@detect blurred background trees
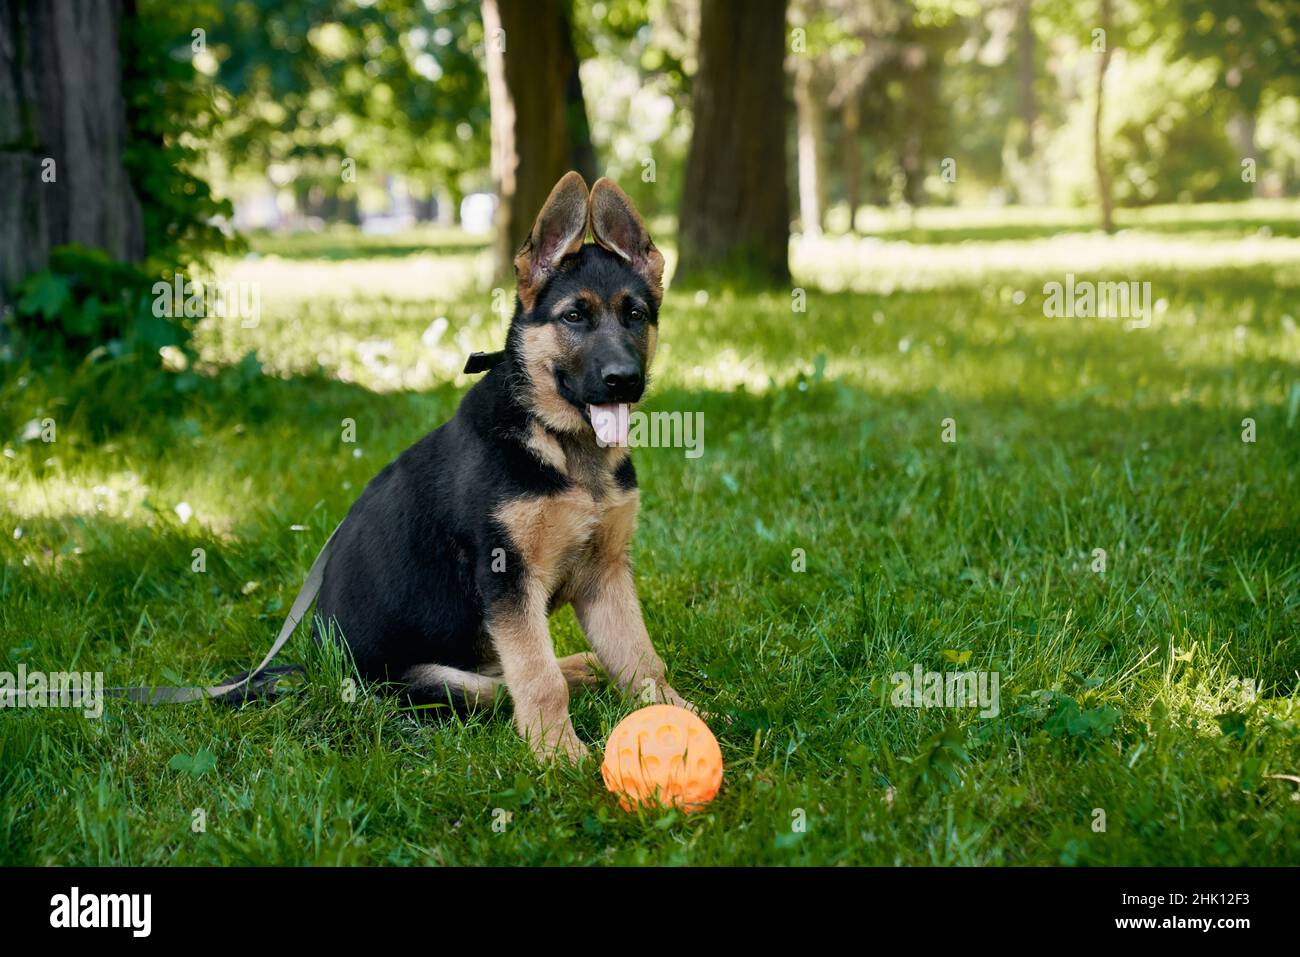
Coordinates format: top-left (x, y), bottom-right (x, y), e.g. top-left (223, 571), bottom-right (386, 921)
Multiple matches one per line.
top-left (678, 0), bottom-right (791, 281)
top-left (481, 0), bottom-right (596, 278)
top-left (4, 0), bottom-right (1300, 351)
top-left (199, 0), bottom-right (1297, 233)
top-left (206, 0), bottom-right (489, 225)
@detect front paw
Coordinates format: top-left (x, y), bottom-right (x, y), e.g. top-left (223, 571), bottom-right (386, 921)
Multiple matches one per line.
top-left (632, 678), bottom-right (721, 722)
top-left (525, 720), bottom-right (590, 764)
top-left (655, 686), bottom-right (731, 725)
top-left (660, 686), bottom-right (694, 711)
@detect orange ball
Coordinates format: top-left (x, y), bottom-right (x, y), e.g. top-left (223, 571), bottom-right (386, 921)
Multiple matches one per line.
top-left (601, 705), bottom-right (723, 812)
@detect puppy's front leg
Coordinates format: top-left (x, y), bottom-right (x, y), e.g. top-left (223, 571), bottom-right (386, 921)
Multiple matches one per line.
top-left (573, 562), bottom-right (691, 711)
top-left (488, 592), bottom-right (587, 763)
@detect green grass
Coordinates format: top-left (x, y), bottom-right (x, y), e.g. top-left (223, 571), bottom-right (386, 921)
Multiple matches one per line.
top-left (3, 200), bottom-right (1300, 865)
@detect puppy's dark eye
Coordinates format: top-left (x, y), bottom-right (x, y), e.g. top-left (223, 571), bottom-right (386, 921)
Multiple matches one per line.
top-left (561, 310), bottom-right (583, 325)
top-left (629, 308), bottom-right (645, 323)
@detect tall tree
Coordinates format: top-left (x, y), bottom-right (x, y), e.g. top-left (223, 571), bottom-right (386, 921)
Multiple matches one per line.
top-left (0, 0), bottom-right (144, 305)
top-left (678, 0), bottom-right (790, 283)
top-left (483, 0), bottom-right (596, 280)
top-left (559, 1), bottom-right (598, 186)
top-left (1016, 0), bottom-right (1042, 203)
top-left (825, 0), bottom-right (902, 232)
top-left (1093, 0), bottom-right (1114, 232)
top-left (840, 93), bottom-right (862, 231)
top-left (1017, 0), bottom-right (1036, 158)
top-left (793, 54), bottom-right (826, 237)
top-left (845, 2), bottom-right (958, 211)
top-left (790, 0), bottom-right (880, 237)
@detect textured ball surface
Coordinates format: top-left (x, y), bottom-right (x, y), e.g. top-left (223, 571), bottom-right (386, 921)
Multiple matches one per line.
top-left (601, 705), bottom-right (723, 812)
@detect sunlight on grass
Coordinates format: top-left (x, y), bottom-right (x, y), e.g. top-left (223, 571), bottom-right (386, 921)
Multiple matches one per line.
top-left (847, 197), bottom-right (1300, 235)
top-left (230, 250), bottom-right (491, 302)
top-left (2, 460), bottom-right (256, 542)
top-left (792, 231), bottom-right (1300, 294)
top-left (3, 468), bottom-right (151, 522)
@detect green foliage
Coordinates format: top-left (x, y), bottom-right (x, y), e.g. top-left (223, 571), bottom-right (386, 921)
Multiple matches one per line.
top-left (574, 0), bottom-right (693, 219)
top-left (1042, 693), bottom-right (1122, 742)
top-left (1106, 53), bottom-right (1251, 206)
top-left (124, 2), bottom-right (239, 269)
top-left (208, 0), bottom-right (489, 201)
top-left (1047, 48), bottom-right (1251, 207)
top-left (903, 723), bottom-right (973, 793)
top-left (168, 749), bottom-right (219, 778)
top-left (852, 6), bottom-right (965, 206)
top-left (10, 246), bottom-right (181, 360)
top-left (1165, 0), bottom-right (1300, 114)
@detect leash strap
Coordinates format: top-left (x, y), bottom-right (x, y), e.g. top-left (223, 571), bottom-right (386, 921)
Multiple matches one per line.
top-left (138, 521), bottom-right (343, 703)
top-left (2, 523), bottom-right (341, 708)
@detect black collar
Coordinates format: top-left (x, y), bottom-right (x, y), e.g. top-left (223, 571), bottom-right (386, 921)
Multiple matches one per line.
top-left (462, 350), bottom-right (506, 374)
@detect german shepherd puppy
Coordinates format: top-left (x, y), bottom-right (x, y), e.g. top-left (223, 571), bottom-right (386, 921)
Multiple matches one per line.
top-left (315, 173), bottom-right (691, 762)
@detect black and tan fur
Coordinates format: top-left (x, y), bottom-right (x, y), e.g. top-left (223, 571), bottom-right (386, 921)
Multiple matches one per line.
top-left (315, 173), bottom-right (690, 761)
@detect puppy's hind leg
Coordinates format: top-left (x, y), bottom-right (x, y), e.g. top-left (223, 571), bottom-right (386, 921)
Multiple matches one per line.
top-left (400, 663), bottom-right (503, 711)
top-left (557, 652), bottom-right (602, 690)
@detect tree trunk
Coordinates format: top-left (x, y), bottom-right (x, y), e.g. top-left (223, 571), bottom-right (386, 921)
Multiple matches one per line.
top-left (678, 0), bottom-right (790, 283)
top-left (1229, 111), bottom-right (1259, 198)
top-left (0, 0), bottom-right (144, 307)
top-left (483, 0), bottom-right (596, 281)
top-left (558, 1), bottom-right (597, 186)
top-left (898, 41), bottom-right (934, 210)
top-left (902, 129), bottom-right (923, 208)
top-left (841, 94), bottom-right (861, 233)
top-left (1016, 0), bottom-right (1040, 204)
top-left (794, 59), bottom-right (824, 237)
top-left (1093, 0), bottom-right (1115, 233)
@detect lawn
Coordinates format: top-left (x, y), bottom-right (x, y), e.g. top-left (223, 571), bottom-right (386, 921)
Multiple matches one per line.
top-left (2, 201), bottom-right (1299, 865)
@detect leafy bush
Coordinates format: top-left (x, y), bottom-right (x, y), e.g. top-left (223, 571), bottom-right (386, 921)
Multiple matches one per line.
top-left (12, 246), bottom-right (184, 360)
top-left (1048, 47), bottom-right (1252, 208)
top-left (123, 3), bottom-right (238, 272)
top-left (6, 1), bottom-right (236, 364)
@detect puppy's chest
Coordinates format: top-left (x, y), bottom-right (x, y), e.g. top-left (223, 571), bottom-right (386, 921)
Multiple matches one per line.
top-left (495, 483), bottom-right (639, 597)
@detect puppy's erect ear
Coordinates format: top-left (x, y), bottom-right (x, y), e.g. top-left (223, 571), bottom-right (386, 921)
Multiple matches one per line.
top-left (514, 171), bottom-right (589, 311)
top-left (588, 178), bottom-right (666, 303)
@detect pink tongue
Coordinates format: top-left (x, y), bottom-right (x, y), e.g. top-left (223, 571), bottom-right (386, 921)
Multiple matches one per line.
top-left (588, 403), bottom-right (630, 447)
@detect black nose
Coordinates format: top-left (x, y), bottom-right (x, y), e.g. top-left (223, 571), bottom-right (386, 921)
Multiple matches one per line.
top-left (602, 364), bottom-right (642, 394)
